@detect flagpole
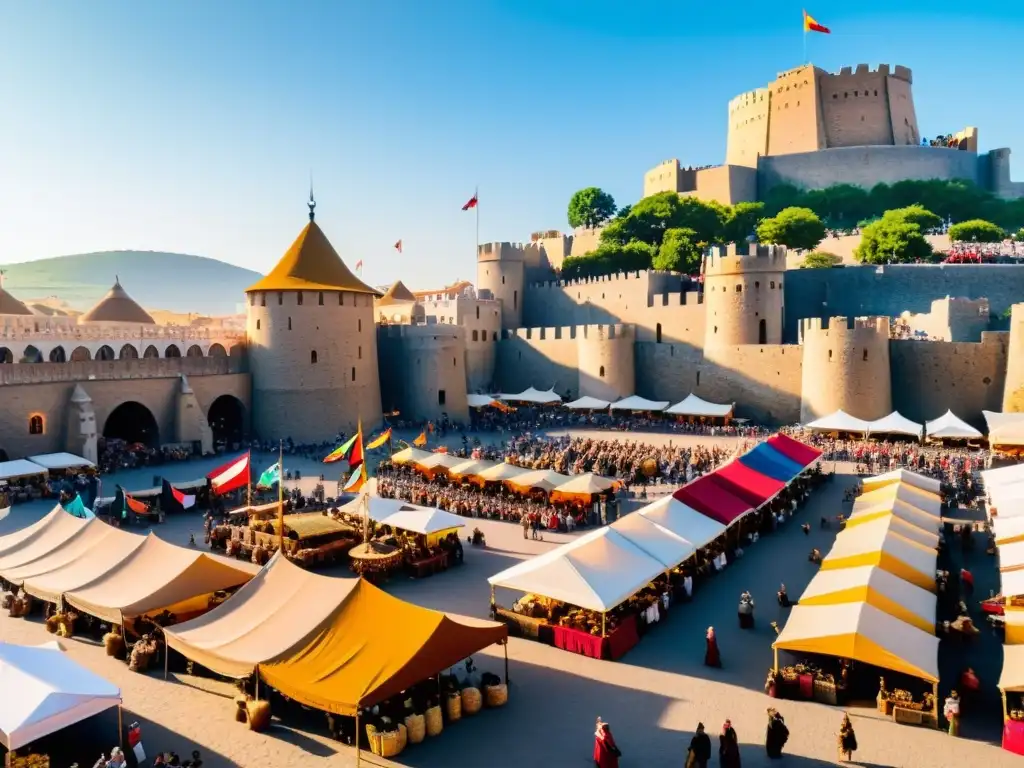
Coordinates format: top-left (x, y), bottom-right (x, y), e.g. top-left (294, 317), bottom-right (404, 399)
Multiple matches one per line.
top-left (277, 440), bottom-right (284, 553)
top-left (475, 185), bottom-right (480, 260)
top-left (802, 10), bottom-right (807, 64)
top-left (246, 449), bottom-right (252, 508)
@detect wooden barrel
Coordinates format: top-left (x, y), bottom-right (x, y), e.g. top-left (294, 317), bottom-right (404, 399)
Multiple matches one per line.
top-left (445, 692), bottom-right (462, 722)
top-left (404, 714), bottom-right (425, 744)
top-left (424, 705), bottom-right (443, 737)
top-left (461, 687), bottom-right (482, 715)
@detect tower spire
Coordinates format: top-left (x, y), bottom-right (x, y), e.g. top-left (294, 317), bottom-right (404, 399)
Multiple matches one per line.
top-left (308, 173), bottom-right (316, 222)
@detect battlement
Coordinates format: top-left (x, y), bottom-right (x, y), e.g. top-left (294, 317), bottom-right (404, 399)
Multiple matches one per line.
top-left (477, 242), bottom-right (526, 262)
top-left (830, 63), bottom-right (911, 83)
top-left (800, 316), bottom-right (890, 337)
top-left (704, 244), bottom-right (788, 276)
top-left (529, 269), bottom-right (652, 289)
top-left (728, 88), bottom-right (769, 113)
top-left (380, 323), bottom-right (462, 341)
top-left (500, 323), bottom-right (633, 342)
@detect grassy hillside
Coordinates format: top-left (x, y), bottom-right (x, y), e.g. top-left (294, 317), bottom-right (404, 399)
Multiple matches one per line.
top-left (2, 251), bottom-right (262, 316)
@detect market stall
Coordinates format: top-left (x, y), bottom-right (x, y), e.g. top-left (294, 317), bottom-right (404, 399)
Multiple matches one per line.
top-left (984, 463), bottom-right (1024, 519)
top-left (498, 387), bottom-right (562, 404)
top-left (27, 453), bottom-right (94, 472)
top-left (412, 452), bottom-right (465, 479)
top-left (610, 395), bottom-right (670, 412)
top-left (819, 516), bottom-right (937, 592)
top-left (564, 396), bottom-right (611, 410)
top-left (995, 517), bottom-right (1024, 546)
top-left (472, 462), bottom-right (528, 485)
top-left (846, 497), bottom-right (941, 535)
top-left (549, 473), bottom-right (619, 504)
top-left (866, 412), bottom-right (924, 439)
top-left (843, 510), bottom-right (940, 549)
top-left (504, 469), bottom-right (572, 494)
top-left (860, 469), bottom-right (942, 496)
top-left (925, 410), bottom-right (983, 441)
top-left (853, 482), bottom-right (943, 518)
top-left (803, 410), bottom-right (873, 434)
top-left (672, 474), bottom-right (753, 526)
top-left (466, 394), bottom-right (502, 408)
top-left (0, 508), bottom-right (91, 572)
top-left (664, 393), bottom-right (733, 420)
top-left (797, 565), bottom-right (937, 633)
top-left (448, 459), bottom-right (496, 480)
top-left (390, 447), bottom-right (433, 466)
top-left (985, 411), bottom-right (1024, 450)
top-left (998, 644), bottom-right (1024, 754)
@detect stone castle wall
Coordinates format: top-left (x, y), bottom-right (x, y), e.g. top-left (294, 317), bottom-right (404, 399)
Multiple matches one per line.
top-left (378, 324), bottom-right (469, 424)
top-left (898, 297), bottom-right (990, 342)
top-left (765, 65), bottom-right (826, 157)
top-left (1002, 304), bottom-right (1024, 412)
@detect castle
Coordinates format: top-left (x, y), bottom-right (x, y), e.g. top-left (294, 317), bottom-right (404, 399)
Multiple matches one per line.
top-left (3, 60), bottom-right (1024, 461)
top-left (643, 63), bottom-right (1024, 205)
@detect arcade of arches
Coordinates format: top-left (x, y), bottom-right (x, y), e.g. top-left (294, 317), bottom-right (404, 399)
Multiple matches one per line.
top-left (0, 344), bottom-right (233, 363)
top-left (208, 394), bottom-right (246, 446)
top-left (102, 401), bottom-right (160, 448)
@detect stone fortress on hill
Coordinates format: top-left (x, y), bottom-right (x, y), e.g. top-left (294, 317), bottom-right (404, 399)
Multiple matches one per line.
top-left (4, 60), bottom-right (1024, 460)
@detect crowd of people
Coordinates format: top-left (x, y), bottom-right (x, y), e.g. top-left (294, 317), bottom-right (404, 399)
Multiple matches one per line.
top-left (97, 439), bottom-right (193, 474)
top-left (944, 241), bottom-right (1024, 264)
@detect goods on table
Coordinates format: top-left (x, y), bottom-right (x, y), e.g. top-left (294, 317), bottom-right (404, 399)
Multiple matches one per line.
top-left (424, 705), bottom-right (443, 737)
top-left (404, 713), bottom-right (426, 743)
top-left (485, 683), bottom-right (508, 707)
top-left (445, 691), bottom-right (462, 722)
top-left (461, 687), bottom-right (482, 715)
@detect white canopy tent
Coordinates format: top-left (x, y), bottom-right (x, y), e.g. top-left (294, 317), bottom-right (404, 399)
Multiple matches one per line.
top-left (505, 469), bottom-right (572, 493)
top-left (925, 410), bottom-right (983, 440)
top-left (413, 453), bottom-right (465, 472)
top-left (665, 394), bottom-right (733, 418)
top-left (498, 387), bottom-right (562, 404)
top-left (26, 453), bottom-right (95, 471)
top-left (866, 411), bottom-right (923, 438)
top-left (474, 462), bottom-right (528, 483)
top-left (999, 644), bottom-right (1024, 692)
top-left (0, 642), bottom-right (121, 750)
top-left (610, 396), bottom-right (670, 412)
top-left (861, 469), bottom-right (942, 496)
top-left (994, 516), bottom-right (1024, 545)
top-left (985, 411), bottom-right (1024, 447)
top-left (0, 460), bottom-right (47, 481)
top-left (564, 396), bottom-right (611, 410)
top-left (467, 394), bottom-right (501, 408)
top-left (999, 540), bottom-right (1024, 572)
top-left (982, 464), bottom-right (1024, 519)
top-left (448, 459), bottom-right (496, 478)
top-left (635, 495), bottom-right (726, 548)
top-left (803, 410), bottom-right (872, 433)
top-left (389, 447), bottom-right (432, 465)
top-left (1002, 568), bottom-right (1024, 599)
top-left (487, 527), bottom-right (666, 612)
top-left (371, 505), bottom-right (466, 536)
top-left (605, 513), bottom-right (697, 569)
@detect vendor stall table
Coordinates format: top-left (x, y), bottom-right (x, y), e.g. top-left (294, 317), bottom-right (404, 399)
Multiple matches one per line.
top-left (542, 614), bottom-right (639, 661)
top-left (409, 552), bottom-right (448, 578)
top-left (1004, 719), bottom-right (1024, 755)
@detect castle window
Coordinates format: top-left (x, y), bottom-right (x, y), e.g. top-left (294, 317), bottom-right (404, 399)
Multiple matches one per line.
top-left (256, 319), bottom-right (261, 330)
top-left (311, 350), bottom-right (318, 364)
top-left (288, 317), bottom-right (292, 331)
top-left (828, 350), bottom-right (833, 361)
top-left (863, 349), bottom-right (868, 361)
top-left (358, 319), bottom-right (362, 332)
top-left (832, 93), bottom-right (838, 99)
top-left (599, 366), bottom-right (605, 378)
top-left (844, 92), bottom-right (848, 98)
top-left (28, 414), bottom-right (44, 435)
top-left (278, 292), bottom-right (283, 305)
top-left (656, 323), bottom-right (662, 343)
top-left (735, 285), bottom-right (742, 293)
top-left (261, 293), bottom-right (266, 307)
top-left (297, 292), bottom-right (303, 306)
top-left (339, 293), bottom-right (344, 306)
top-left (854, 90), bottom-right (858, 96)
top-left (318, 292), bottom-right (324, 306)
top-left (874, 90), bottom-right (878, 96)
top-left (513, 290), bottom-right (518, 310)
top-left (249, 294), bottom-right (255, 306)
top-left (755, 281), bottom-right (760, 290)
top-left (453, 357), bottom-right (457, 367)
top-left (759, 319), bottom-right (767, 345)
top-left (472, 330), bottom-right (479, 342)
top-left (696, 371), bottom-right (700, 386)
top-left (770, 281), bottom-right (776, 289)
top-left (714, 326), bottom-right (718, 335)
top-left (438, 390), bottom-right (447, 406)
top-left (476, 306), bottom-right (480, 320)
top-left (352, 367), bottom-right (356, 382)
top-left (492, 332), bottom-right (497, 341)
top-left (359, 345), bottom-right (362, 359)
top-left (502, 276), bottom-right (505, 285)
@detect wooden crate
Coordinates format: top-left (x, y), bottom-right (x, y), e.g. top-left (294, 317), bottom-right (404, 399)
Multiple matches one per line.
top-left (893, 706), bottom-right (924, 726)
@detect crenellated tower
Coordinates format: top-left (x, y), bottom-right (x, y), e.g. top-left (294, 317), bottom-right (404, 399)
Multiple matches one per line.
top-left (477, 242), bottom-right (525, 330)
top-left (1002, 303), bottom-right (1024, 412)
top-left (799, 316), bottom-right (892, 422)
top-left (702, 243), bottom-right (787, 354)
top-left (576, 324), bottom-right (636, 401)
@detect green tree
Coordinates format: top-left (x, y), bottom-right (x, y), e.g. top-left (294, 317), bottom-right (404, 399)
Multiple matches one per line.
top-left (722, 201), bottom-right (765, 244)
top-left (567, 187), bottom-right (617, 229)
top-left (801, 251), bottom-right (842, 269)
top-left (653, 228), bottom-right (701, 273)
top-left (948, 219), bottom-right (1005, 242)
top-left (560, 241), bottom-right (655, 280)
top-left (755, 207), bottom-right (826, 251)
top-left (882, 204), bottom-right (942, 232)
top-left (854, 217), bottom-right (934, 264)
top-left (802, 184), bottom-right (871, 230)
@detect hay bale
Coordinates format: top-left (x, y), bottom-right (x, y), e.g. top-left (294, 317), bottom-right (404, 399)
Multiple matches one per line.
top-left (103, 631), bottom-right (126, 658)
top-left (397, 722), bottom-right (407, 751)
top-left (246, 699), bottom-right (271, 732)
top-left (445, 692), bottom-right (462, 722)
top-left (484, 683), bottom-right (508, 708)
top-left (424, 705), bottom-right (443, 737)
top-left (461, 687), bottom-right (482, 715)
top-left (404, 713), bottom-right (425, 744)
top-left (378, 728), bottom-right (404, 758)
top-left (128, 645), bottom-right (154, 673)
top-left (364, 724), bottom-right (380, 755)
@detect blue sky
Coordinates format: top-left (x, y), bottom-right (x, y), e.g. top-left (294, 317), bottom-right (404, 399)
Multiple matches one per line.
top-left (0, 1), bottom-right (1020, 290)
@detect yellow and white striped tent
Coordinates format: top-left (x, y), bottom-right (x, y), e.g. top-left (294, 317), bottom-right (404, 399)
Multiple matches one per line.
top-left (389, 447), bottom-right (432, 465)
top-left (773, 602), bottom-right (939, 682)
top-left (861, 469), bottom-right (942, 496)
top-left (1005, 610), bottom-right (1024, 645)
top-left (994, 516), bottom-right (1024, 546)
top-left (820, 515), bottom-right (937, 592)
top-left (847, 496), bottom-right (941, 535)
top-left (843, 509), bottom-right (939, 549)
top-left (853, 482), bottom-right (942, 518)
top-left (798, 565), bottom-right (936, 634)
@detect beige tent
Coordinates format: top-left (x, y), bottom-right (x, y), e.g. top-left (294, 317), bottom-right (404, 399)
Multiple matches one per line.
top-left (65, 535), bottom-right (259, 624)
top-left (505, 469), bottom-right (572, 493)
top-left (389, 447), bottom-right (432, 465)
top-left (447, 459), bottom-right (496, 479)
top-left (549, 473), bottom-right (618, 503)
top-left (0, 507), bottom-right (69, 558)
top-left (861, 469), bottom-right (941, 495)
top-left (7, 523), bottom-right (145, 604)
top-left (853, 482), bottom-right (942, 518)
top-left (797, 565), bottom-right (936, 634)
top-left (474, 462), bottom-right (528, 483)
top-left (843, 510), bottom-right (939, 549)
top-left (0, 510), bottom-right (92, 573)
top-left (847, 497), bottom-right (941, 534)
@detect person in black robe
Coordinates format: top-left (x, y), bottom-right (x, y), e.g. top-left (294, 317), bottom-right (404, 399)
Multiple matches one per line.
top-left (765, 708), bottom-right (789, 759)
top-left (685, 722), bottom-right (712, 768)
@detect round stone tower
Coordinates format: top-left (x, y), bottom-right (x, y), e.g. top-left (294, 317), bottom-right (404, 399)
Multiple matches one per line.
top-left (702, 243), bottom-right (786, 357)
top-left (476, 242), bottom-right (524, 330)
top-left (576, 324), bottom-right (636, 401)
top-left (799, 316), bottom-right (893, 423)
top-left (1002, 303), bottom-right (1024, 412)
top-left (246, 197), bottom-right (382, 442)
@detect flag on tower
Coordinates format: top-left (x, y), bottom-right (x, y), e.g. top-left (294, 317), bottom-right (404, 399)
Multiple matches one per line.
top-left (394, 240), bottom-right (403, 253)
top-left (803, 10), bottom-right (830, 34)
top-left (461, 193), bottom-right (478, 211)
top-left (355, 259), bottom-right (364, 273)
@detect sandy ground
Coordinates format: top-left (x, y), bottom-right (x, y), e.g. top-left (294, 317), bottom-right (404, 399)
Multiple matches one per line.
top-left (0, 431), bottom-right (1017, 768)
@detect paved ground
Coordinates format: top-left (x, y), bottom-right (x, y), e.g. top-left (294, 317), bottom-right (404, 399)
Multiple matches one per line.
top-left (0, 433), bottom-right (1017, 768)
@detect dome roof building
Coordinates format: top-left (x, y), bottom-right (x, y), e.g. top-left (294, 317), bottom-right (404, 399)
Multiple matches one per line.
top-left (0, 284), bottom-right (33, 317)
top-left (79, 279), bottom-right (155, 325)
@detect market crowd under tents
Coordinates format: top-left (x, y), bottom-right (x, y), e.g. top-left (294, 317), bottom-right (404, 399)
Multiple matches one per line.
top-left (487, 433), bottom-right (822, 660)
top-left (468, 388), bottom-right (735, 420)
top-left (805, 409), bottom-right (985, 442)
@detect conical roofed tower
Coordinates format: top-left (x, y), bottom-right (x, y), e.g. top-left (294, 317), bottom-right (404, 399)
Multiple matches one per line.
top-left (80, 279), bottom-right (155, 324)
top-left (246, 197), bottom-right (382, 442)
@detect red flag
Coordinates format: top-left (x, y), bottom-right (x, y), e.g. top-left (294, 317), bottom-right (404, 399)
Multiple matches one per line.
top-left (803, 10), bottom-right (830, 34)
top-left (461, 194), bottom-right (478, 211)
top-left (171, 485), bottom-right (195, 510)
top-left (206, 452), bottom-right (250, 495)
top-left (394, 240), bottom-right (402, 253)
top-left (355, 259), bottom-right (364, 272)
top-left (348, 423), bottom-right (364, 470)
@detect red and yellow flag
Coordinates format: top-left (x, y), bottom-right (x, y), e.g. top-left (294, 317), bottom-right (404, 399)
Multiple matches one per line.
top-left (803, 10), bottom-right (830, 34)
top-left (343, 464), bottom-right (367, 492)
top-left (413, 431), bottom-right (427, 447)
top-left (366, 428), bottom-right (392, 451)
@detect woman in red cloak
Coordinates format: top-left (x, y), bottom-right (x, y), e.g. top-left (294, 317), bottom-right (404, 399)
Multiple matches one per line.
top-left (705, 626), bottom-right (722, 667)
top-left (593, 718), bottom-right (621, 768)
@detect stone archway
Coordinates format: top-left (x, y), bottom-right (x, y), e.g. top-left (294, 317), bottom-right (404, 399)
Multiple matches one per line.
top-left (119, 344), bottom-right (139, 360)
top-left (143, 345), bottom-right (159, 359)
top-left (208, 343), bottom-right (227, 357)
top-left (96, 345), bottom-right (115, 361)
top-left (70, 346), bottom-right (91, 362)
top-left (186, 345), bottom-right (203, 357)
top-left (48, 346), bottom-right (66, 363)
top-left (103, 401), bottom-right (160, 448)
top-left (22, 345), bottom-right (42, 363)
top-left (165, 344), bottom-right (181, 358)
top-left (207, 394), bottom-right (246, 446)
top-left (0, 448), bottom-right (8, 461)
top-left (0, 348), bottom-right (11, 364)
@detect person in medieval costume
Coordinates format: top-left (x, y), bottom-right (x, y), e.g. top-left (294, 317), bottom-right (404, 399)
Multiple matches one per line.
top-left (765, 708), bottom-right (789, 759)
top-left (738, 591), bottom-right (755, 629)
top-left (719, 719), bottom-right (741, 768)
top-left (704, 626), bottom-right (721, 667)
top-left (944, 691), bottom-right (960, 737)
top-left (593, 718), bottom-right (620, 768)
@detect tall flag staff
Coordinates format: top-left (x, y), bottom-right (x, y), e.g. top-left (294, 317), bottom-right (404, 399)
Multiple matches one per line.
top-left (802, 9), bottom-right (830, 63)
top-left (255, 447), bottom-right (284, 551)
top-left (463, 188), bottom-right (479, 261)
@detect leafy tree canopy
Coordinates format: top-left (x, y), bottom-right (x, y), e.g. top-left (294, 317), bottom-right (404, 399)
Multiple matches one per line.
top-left (880, 204), bottom-right (942, 232)
top-left (723, 201), bottom-right (765, 244)
top-left (560, 241), bottom-right (655, 280)
top-left (801, 251), bottom-right (842, 269)
top-left (854, 212), bottom-right (935, 265)
top-left (567, 187), bottom-right (617, 229)
top-left (948, 219), bottom-right (1006, 243)
top-left (755, 207), bottom-right (826, 251)
top-left (652, 228), bottom-right (701, 273)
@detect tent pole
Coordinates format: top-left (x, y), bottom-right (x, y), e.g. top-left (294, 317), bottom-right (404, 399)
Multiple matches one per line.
top-left (773, 647), bottom-right (778, 674)
top-left (164, 646), bottom-right (169, 681)
top-left (503, 640), bottom-right (509, 684)
top-left (1002, 691), bottom-right (1009, 723)
top-left (355, 712), bottom-right (361, 767)
top-left (118, 704), bottom-right (123, 747)
top-left (255, 675), bottom-right (260, 701)
top-left (934, 682), bottom-right (940, 729)
top-left (601, 612), bottom-right (607, 638)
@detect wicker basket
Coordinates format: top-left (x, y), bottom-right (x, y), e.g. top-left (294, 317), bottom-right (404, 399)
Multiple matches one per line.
top-left (405, 713), bottom-right (426, 744)
top-left (461, 687), bottom-right (482, 715)
top-left (445, 692), bottom-right (463, 722)
top-left (425, 705), bottom-right (443, 737)
top-left (378, 727), bottom-right (405, 758)
top-left (365, 724), bottom-right (380, 754)
top-left (103, 632), bottom-right (126, 658)
top-left (484, 683), bottom-right (508, 707)
top-left (234, 697), bottom-right (249, 724)
top-left (246, 700), bottom-right (271, 732)
top-left (55, 614), bottom-right (74, 639)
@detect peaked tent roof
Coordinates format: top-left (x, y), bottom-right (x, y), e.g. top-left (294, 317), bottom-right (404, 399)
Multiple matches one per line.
top-left (64, 534), bottom-right (258, 624)
top-left (608, 512), bottom-right (699, 569)
top-left (466, 394), bottom-right (501, 408)
top-left (854, 482), bottom-right (942, 517)
top-left (27, 453), bottom-right (95, 471)
top-left (245, 220), bottom-right (381, 295)
top-left (610, 395), bottom-right (670, 412)
top-left (994, 516), bottom-right (1024, 546)
top-left (738, 443), bottom-right (804, 482)
top-left (803, 410), bottom-right (872, 433)
top-left (798, 565), bottom-right (937, 634)
top-left (370, 505), bottom-right (466, 536)
top-left (474, 462), bottom-right (528, 483)
top-left (842, 511), bottom-right (939, 549)
top-left (861, 469), bottom-right (942, 495)
top-left (166, 554), bottom-right (505, 714)
top-left (665, 393), bottom-right (733, 417)
top-left (711, 461), bottom-right (785, 508)
top-left (866, 411), bottom-right (924, 438)
top-left (498, 387), bottom-right (562, 404)
top-left (847, 497), bottom-right (941, 535)
top-left (0, 642), bottom-right (121, 750)
top-left (0, 506), bottom-right (67, 559)
top-left (0, 509), bottom-right (91, 572)
top-left (765, 434), bottom-right (822, 467)
top-left (0, 459), bottom-right (47, 481)
top-left (0, 285), bottom-right (33, 316)
top-left (820, 516), bottom-right (936, 591)
top-left (79, 280), bottom-right (155, 324)
top-left (389, 446), bottom-right (432, 465)
top-left (413, 452), bottom-right (464, 472)
top-left (672, 476), bottom-right (752, 526)
top-left (447, 459), bottom-right (496, 478)
top-left (506, 468), bottom-right (572, 493)
top-left (564, 396), bottom-right (612, 410)
top-left (985, 411), bottom-right (1024, 447)
top-left (551, 473), bottom-right (618, 495)
top-left (773, 602), bottom-right (939, 682)
top-left (925, 410), bottom-right (983, 440)
top-left (376, 280), bottom-right (417, 305)
top-left (636, 495), bottom-right (726, 547)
